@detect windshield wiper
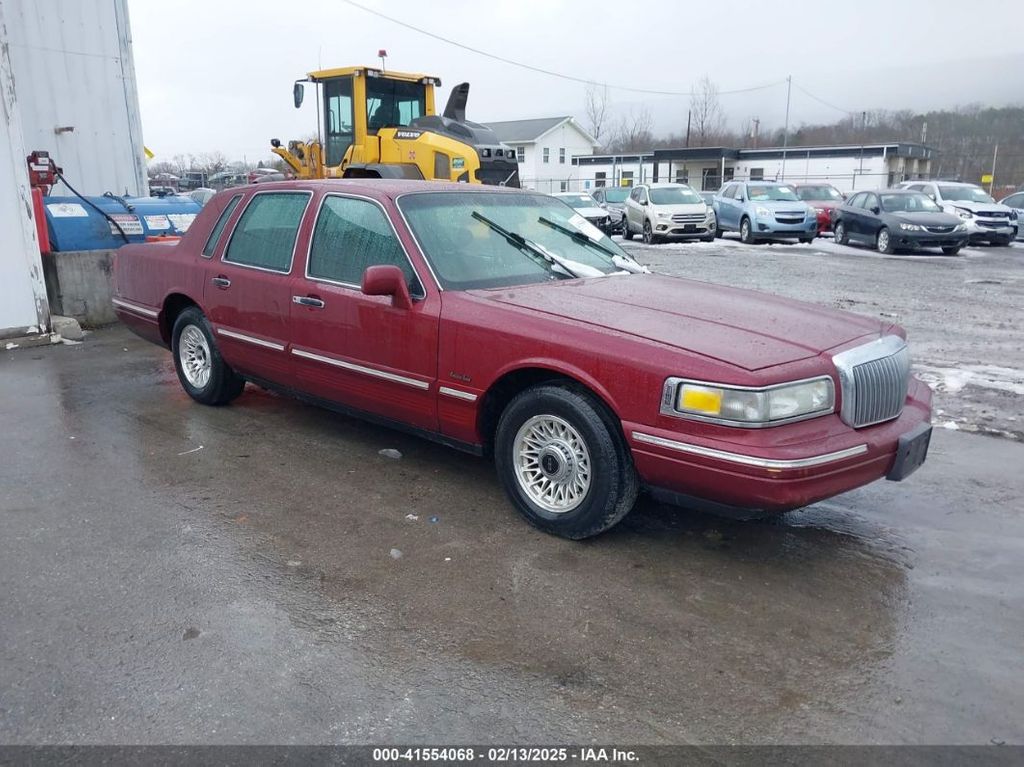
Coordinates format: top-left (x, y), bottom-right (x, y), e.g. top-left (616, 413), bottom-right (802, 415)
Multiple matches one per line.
top-left (471, 211), bottom-right (601, 279)
top-left (537, 216), bottom-right (649, 274)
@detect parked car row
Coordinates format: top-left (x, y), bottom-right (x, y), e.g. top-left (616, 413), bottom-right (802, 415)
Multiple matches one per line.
top-left (583, 178), bottom-right (1019, 255)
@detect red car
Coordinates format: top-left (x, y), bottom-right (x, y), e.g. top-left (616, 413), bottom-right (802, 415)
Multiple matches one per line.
top-left (792, 183), bottom-right (845, 234)
top-left (112, 180), bottom-right (932, 539)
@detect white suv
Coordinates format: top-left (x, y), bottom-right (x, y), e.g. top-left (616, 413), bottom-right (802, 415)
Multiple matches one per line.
top-left (897, 180), bottom-right (1017, 245)
top-left (622, 183), bottom-right (715, 244)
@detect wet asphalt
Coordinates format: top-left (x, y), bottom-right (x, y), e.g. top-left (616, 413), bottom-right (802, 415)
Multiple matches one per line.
top-left (1, 321), bottom-right (1022, 745)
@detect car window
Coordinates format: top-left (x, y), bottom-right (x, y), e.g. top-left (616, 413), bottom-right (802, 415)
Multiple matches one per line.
top-left (1003, 193), bottom-right (1024, 207)
top-left (796, 185), bottom-right (843, 201)
top-left (638, 188), bottom-right (648, 203)
top-left (592, 191), bottom-right (603, 203)
top-left (559, 194), bottom-right (597, 210)
top-left (308, 196), bottom-right (422, 295)
top-left (224, 192), bottom-right (309, 272)
top-left (864, 194), bottom-right (881, 211)
top-left (847, 193), bottom-right (865, 209)
top-left (604, 188), bottom-right (628, 203)
top-left (629, 188), bottom-right (640, 202)
top-left (747, 185), bottom-right (799, 202)
top-left (202, 193), bottom-right (242, 257)
top-left (649, 187), bottom-right (702, 205)
top-left (397, 191), bottom-right (629, 291)
top-left (880, 193), bottom-right (941, 213)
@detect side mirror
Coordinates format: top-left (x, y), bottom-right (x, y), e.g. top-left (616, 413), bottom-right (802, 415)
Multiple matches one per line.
top-left (640, 199), bottom-right (648, 206)
top-left (293, 82), bottom-right (305, 109)
top-left (361, 265), bottom-right (412, 309)
top-left (870, 205), bottom-right (881, 215)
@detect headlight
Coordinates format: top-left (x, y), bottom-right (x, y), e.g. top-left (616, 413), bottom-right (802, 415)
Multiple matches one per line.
top-left (657, 212), bottom-right (671, 219)
top-left (899, 223), bottom-right (921, 231)
top-left (954, 207), bottom-right (972, 220)
top-left (755, 206), bottom-right (771, 218)
top-left (955, 223), bottom-right (967, 232)
top-left (666, 377), bottom-right (835, 426)
top-left (705, 209), bottom-right (716, 220)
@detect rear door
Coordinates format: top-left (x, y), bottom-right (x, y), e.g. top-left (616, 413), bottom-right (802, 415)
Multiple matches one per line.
top-left (203, 190), bottom-right (312, 384)
top-left (288, 193), bottom-right (440, 431)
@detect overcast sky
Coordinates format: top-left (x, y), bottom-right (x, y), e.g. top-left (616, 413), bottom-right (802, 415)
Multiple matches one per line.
top-left (129, 0), bottom-right (1024, 164)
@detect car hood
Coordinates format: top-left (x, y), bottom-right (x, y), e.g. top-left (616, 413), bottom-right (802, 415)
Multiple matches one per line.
top-left (471, 274), bottom-right (886, 372)
top-left (888, 211), bottom-right (962, 226)
top-left (650, 202), bottom-right (707, 215)
top-left (943, 200), bottom-right (1010, 215)
top-left (573, 206), bottom-right (608, 219)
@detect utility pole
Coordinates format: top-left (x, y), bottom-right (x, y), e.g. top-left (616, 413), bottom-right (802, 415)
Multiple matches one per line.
top-left (989, 144), bottom-right (998, 194)
top-left (752, 117), bottom-right (760, 148)
top-left (781, 75), bottom-right (791, 181)
top-left (685, 109), bottom-right (691, 148)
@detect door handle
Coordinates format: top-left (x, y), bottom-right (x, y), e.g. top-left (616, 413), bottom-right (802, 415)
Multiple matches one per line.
top-left (292, 295), bottom-right (325, 308)
top-left (211, 276), bottom-right (231, 288)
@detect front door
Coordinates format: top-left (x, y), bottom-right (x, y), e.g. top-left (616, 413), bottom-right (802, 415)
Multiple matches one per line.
top-left (289, 194), bottom-right (440, 432)
top-left (203, 190), bottom-right (312, 384)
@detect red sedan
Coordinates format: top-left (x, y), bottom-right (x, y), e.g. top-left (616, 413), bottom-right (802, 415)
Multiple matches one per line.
top-left (112, 180), bottom-right (932, 539)
top-left (792, 183), bottom-right (845, 234)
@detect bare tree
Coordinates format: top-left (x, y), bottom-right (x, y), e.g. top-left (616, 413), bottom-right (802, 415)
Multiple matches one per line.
top-left (584, 83), bottom-right (610, 145)
top-left (611, 106), bottom-right (654, 152)
top-left (689, 75), bottom-right (726, 146)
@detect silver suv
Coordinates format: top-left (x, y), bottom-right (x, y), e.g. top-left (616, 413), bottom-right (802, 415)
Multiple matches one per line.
top-left (622, 183), bottom-right (715, 244)
top-left (897, 181), bottom-right (1017, 245)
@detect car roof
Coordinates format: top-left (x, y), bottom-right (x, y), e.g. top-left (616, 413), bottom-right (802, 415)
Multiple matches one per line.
top-left (228, 179), bottom-right (532, 200)
top-left (552, 191), bottom-right (590, 196)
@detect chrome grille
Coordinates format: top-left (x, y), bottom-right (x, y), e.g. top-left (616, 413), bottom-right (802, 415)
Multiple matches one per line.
top-left (671, 213), bottom-right (705, 224)
top-left (832, 337), bottom-right (911, 428)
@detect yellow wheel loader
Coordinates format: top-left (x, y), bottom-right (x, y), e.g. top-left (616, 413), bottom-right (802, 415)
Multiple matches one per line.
top-left (271, 66), bottom-right (520, 186)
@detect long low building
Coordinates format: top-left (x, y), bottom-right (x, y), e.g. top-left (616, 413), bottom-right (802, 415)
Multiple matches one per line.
top-left (570, 142), bottom-right (934, 194)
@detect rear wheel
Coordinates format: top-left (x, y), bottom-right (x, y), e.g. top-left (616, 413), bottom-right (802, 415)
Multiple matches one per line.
top-left (171, 307), bottom-right (245, 405)
top-left (942, 245), bottom-right (962, 255)
top-left (495, 384), bottom-right (639, 539)
top-left (739, 216), bottom-right (755, 244)
top-left (834, 220), bottom-right (849, 245)
top-left (876, 226), bottom-right (895, 254)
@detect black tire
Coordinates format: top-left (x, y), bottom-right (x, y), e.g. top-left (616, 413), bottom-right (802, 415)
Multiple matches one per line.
top-left (171, 306), bottom-right (245, 406)
top-left (739, 216), bottom-right (755, 244)
top-left (876, 226), bottom-right (896, 254)
top-left (991, 236), bottom-right (1013, 247)
top-left (642, 219), bottom-right (659, 245)
top-left (494, 384), bottom-right (639, 540)
top-left (622, 218), bottom-right (634, 240)
top-left (834, 220), bottom-right (849, 245)
top-left (942, 246), bottom-right (962, 255)
top-left (714, 224), bottom-right (723, 239)
top-left (702, 234), bottom-right (715, 242)
top-left (799, 236), bottom-right (814, 244)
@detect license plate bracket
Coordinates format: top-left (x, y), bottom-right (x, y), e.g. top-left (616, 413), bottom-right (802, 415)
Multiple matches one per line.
top-left (886, 422), bottom-right (932, 481)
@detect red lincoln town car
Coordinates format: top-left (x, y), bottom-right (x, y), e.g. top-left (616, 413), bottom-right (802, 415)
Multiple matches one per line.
top-left (112, 180), bottom-right (932, 539)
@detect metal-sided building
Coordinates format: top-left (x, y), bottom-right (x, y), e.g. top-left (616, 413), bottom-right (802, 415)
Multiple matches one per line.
top-left (571, 143), bottom-right (935, 194)
top-left (0, 0), bottom-right (146, 341)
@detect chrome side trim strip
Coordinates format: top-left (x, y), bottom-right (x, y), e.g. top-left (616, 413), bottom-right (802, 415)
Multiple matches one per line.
top-left (217, 328), bottom-right (285, 351)
top-left (631, 431), bottom-right (869, 470)
top-left (439, 386), bottom-right (478, 402)
top-left (111, 298), bottom-right (158, 318)
top-left (291, 348), bottom-right (430, 390)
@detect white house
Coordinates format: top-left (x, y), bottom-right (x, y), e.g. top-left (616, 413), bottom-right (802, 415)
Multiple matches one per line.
top-left (572, 143), bottom-right (935, 194)
top-left (485, 116), bottom-right (599, 193)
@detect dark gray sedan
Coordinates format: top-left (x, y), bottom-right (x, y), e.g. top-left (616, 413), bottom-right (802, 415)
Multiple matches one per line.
top-left (833, 190), bottom-right (969, 255)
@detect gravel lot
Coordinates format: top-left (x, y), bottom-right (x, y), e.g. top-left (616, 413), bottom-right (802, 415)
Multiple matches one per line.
top-left (619, 235), bottom-right (1024, 440)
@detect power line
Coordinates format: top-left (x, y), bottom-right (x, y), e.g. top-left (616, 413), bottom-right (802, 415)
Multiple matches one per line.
top-left (792, 82), bottom-right (855, 115)
top-left (339, 0), bottom-right (785, 98)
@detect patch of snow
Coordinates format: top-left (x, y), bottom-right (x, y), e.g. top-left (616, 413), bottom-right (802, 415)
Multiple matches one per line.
top-left (915, 364), bottom-right (1024, 396)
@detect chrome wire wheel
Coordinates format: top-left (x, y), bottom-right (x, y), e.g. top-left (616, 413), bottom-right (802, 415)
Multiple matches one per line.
top-left (513, 414), bottom-right (592, 514)
top-left (178, 324), bottom-right (212, 389)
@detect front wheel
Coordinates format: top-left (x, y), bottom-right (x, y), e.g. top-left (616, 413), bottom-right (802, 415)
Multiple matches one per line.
top-left (739, 217), bottom-right (755, 244)
top-left (171, 307), bottom-right (245, 405)
top-left (622, 218), bottom-right (634, 240)
top-left (642, 219), bottom-right (658, 244)
top-left (834, 220), bottom-right (849, 245)
top-left (494, 384), bottom-right (639, 539)
top-left (799, 236), bottom-right (814, 244)
top-left (876, 226), bottom-right (895, 254)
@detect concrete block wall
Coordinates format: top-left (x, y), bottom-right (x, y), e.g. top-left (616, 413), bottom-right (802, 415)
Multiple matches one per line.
top-left (42, 250), bottom-right (118, 327)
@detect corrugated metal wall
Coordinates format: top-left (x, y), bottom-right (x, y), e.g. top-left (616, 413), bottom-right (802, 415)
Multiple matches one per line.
top-left (0, 0), bottom-right (50, 338)
top-left (3, 0), bottom-right (146, 197)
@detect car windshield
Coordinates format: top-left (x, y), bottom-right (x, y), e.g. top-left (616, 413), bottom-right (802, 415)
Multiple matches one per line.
top-left (603, 189), bottom-right (629, 203)
top-left (747, 185), bottom-right (799, 202)
top-left (796, 186), bottom-right (843, 201)
top-left (559, 195), bottom-right (596, 210)
top-left (880, 193), bottom-right (942, 213)
top-left (938, 185), bottom-right (994, 204)
top-left (648, 187), bottom-right (702, 205)
top-left (398, 192), bottom-right (634, 290)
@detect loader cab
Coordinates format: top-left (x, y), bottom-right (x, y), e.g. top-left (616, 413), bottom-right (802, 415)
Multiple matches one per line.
top-left (297, 67), bottom-right (439, 169)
